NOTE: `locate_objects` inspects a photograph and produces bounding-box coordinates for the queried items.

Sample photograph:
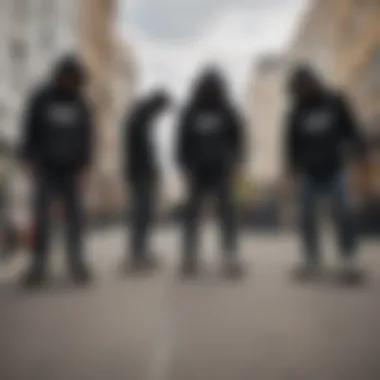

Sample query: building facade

[0,0,136,229]
[288,0,343,84]
[0,0,80,145]
[247,0,344,188]
[335,0,380,134]
[80,0,136,213]
[0,0,80,233]
[286,0,380,197]
[248,54,288,186]
[334,0,380,195]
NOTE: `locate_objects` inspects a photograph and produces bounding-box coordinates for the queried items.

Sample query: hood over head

[190,66,229,109]
[52,54,87,92]
[288,64,325,104]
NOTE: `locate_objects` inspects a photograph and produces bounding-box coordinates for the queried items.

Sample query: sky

[118,0,307,100]
[117,0,308,191]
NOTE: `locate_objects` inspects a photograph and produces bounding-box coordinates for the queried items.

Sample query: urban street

[1,227,379,380]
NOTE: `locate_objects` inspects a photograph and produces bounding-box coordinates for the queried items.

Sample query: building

[109,37,136,180]
[0,0,80,145]
[81,0,115,176]
[245,0,350,219]
[288,0,343,83]
[284,0,380,133]
[335,0,380,134]
[288,0,380,136]
[247,0,344,187]
[81,0,136,213]
[0,0,136,229]
[0,0,81,235]
[0,0,134,172]
[285,0,380,197]
[334,0,380,196]
[101,36,136,212]
[247,54,289,186]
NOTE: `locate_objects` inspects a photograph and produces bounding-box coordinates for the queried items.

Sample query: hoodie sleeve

[80,100,94,169]
[226,106,245,164]
[284,110,300,174]
[336,94,366,157]
[21,88,43,162]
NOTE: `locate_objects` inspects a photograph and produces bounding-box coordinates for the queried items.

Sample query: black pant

[183,175,238,260]
[32,169,84,271]
[130,178,155,259]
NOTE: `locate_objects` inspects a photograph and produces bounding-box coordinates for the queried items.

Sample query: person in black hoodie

[177,67,244,276]
[285,65,367,280]
[124,90,170,271]
[21,55,93,287]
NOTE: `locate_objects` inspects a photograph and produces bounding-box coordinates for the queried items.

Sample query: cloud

[120,0,306,98]
[123,0,305,42]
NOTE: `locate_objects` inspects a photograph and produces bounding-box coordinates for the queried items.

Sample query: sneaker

[294,260,321,281]
[71,264,92,285]
[134,255,159,273]
[124,256,140,274]
[21,266,46,289]
[180,257,198,277]
[222,257,244,279]
[340,256,361,284]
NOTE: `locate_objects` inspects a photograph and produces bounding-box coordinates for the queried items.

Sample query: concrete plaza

[0,227,379,380]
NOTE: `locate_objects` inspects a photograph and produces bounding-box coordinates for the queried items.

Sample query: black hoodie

[177,69,244,180]
[22,56,93,171]
[124,92,168,182]
[285,68,365,180]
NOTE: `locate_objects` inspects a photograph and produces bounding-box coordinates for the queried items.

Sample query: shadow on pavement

[290,266,370,291]
[174,265,250,287]
[0,278,97,299]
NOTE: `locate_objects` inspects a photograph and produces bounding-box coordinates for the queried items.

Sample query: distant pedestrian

[21,55,93,287]
[177,67,244,277]
[123,90,170,272]
[284,65,368,281]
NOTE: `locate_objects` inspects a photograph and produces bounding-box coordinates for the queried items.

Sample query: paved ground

[0,226,380,380]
